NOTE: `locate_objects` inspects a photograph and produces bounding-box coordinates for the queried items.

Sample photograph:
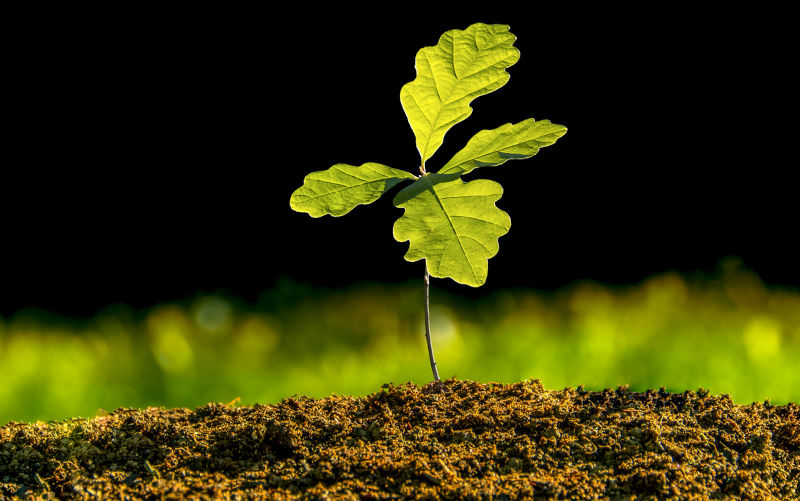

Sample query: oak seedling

[290,23,566,381]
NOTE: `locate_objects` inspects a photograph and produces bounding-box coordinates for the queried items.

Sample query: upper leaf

[290,163,416,217]
[393,174,511,287]
[438,119,567,176]
[400,23,520,166]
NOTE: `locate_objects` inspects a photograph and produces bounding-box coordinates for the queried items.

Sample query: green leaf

[438,119,567,176]
[393,174,511,287]
[290,163,416,217]
[400,23,520,165]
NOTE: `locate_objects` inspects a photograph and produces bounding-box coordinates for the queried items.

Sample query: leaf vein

[450,214,507,229]
[428,183,477,283]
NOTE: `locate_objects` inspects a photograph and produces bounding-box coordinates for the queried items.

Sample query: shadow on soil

[1,379,798,499]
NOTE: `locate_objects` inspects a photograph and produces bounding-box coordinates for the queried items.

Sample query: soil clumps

[1,379,798,499]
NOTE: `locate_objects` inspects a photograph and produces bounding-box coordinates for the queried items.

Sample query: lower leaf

[393,174,511,287]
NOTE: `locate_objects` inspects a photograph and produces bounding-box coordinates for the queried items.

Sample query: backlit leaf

[290,163,416,217]
[438,119,567,176]
[400,23,520,165]
[393,174,511,287]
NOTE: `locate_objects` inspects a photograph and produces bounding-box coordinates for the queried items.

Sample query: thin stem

[424,267,440,381]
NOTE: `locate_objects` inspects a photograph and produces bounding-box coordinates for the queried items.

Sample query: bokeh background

[1,4,798,423]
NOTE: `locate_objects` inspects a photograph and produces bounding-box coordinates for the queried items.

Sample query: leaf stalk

[424,266,440,381]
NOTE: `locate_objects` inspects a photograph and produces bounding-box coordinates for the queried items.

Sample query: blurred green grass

[1,260,798,424]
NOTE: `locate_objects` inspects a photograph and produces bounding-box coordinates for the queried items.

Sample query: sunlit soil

[2,380,798,499]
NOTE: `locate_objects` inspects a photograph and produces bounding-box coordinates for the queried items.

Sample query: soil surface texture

[1,379,798,499]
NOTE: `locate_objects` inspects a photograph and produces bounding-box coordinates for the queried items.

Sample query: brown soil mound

[1,379,798,499]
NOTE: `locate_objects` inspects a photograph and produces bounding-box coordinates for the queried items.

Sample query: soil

[1,379,798,500]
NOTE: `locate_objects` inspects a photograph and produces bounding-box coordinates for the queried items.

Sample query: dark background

[1,4,798,317]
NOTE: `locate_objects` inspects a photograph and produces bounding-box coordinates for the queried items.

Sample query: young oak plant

[290,23,566,381]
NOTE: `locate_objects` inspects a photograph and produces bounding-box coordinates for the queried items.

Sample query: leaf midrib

[299,176,403,203]
[426,179,477,283]
[299,164,413,203]
[439,123,563,174]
